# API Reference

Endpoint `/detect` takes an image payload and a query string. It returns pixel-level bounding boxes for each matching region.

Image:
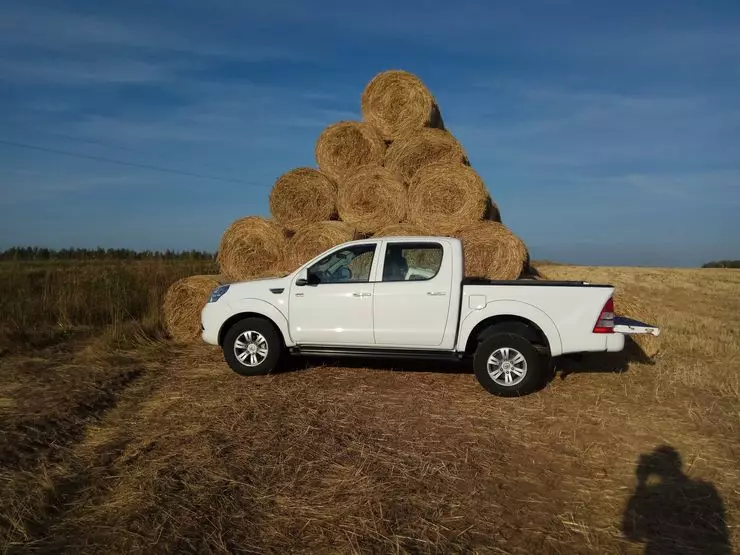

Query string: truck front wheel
[223,317,282,376]
[473,333,543,396]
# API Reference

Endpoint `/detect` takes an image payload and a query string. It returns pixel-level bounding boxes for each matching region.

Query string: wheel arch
[218,312,285,347]
[464,315,551,354]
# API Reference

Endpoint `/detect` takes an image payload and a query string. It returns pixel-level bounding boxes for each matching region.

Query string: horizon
[2,244,738,269]
[1,1,739,267]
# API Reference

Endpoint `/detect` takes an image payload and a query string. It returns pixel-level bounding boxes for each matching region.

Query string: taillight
[593,297,615,334]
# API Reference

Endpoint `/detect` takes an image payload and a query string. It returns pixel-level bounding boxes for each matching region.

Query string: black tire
[473,333,544,397]
[222,317,282,376]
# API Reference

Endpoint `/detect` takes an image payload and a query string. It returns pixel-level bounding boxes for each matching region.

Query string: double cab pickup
[201,236,659,396]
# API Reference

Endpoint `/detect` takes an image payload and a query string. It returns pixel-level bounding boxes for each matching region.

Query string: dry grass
[269,168,337,230]
[0,259,216,354]
[315,121,386,182]
[217,216,287,281]
[360,70,442,141]
[384,128,467,184]
[337,164,407,234]
[613,293,662,358]
[162,274,222,343]
[1,262,738,554]
[407,162,489,234]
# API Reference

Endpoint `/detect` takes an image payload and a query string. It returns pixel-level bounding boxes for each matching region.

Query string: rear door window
[382,243,443,282]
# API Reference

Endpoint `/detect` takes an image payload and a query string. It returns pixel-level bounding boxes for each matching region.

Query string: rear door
[372,240,453,347]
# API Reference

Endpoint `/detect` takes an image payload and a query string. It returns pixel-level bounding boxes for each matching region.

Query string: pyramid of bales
[164,69,532,340]
[216,70,525,284]
[164,69,657,358]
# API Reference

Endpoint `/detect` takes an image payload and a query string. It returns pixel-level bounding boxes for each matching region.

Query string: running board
[289,346,464,361]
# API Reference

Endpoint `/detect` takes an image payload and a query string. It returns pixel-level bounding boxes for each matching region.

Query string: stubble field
[0,260,738,554]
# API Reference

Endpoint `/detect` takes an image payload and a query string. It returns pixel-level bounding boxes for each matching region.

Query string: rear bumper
[605,333,625,352]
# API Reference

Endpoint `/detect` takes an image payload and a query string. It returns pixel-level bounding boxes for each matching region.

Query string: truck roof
[340,236,460,245]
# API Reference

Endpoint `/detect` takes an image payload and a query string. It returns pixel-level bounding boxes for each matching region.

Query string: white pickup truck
[201,236,659,396]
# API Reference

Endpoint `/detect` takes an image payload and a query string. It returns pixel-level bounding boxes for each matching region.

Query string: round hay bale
[286,221,357,270]
[315,121,386,182]
[337,164,406,234]
[614,293,662,359]
[163,275,223,343]
[269,168,337,230]
[455,221,528,280]
[385,128,467,184]
[361,70,442,141]
[217,217,286,281]
[407,162,489,234]
[373,222,431,237]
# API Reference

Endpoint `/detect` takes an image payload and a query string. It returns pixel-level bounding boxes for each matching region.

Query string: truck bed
[462,277,611,288]
[458,279,617,355]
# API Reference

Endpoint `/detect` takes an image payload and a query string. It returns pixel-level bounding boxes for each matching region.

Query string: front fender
[456,300,563,356]
[222,297,293,347]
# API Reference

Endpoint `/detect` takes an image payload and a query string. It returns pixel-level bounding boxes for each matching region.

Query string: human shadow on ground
[622,445,731,555]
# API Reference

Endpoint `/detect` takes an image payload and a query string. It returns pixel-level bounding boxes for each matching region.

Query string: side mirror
[295,270,318,286]
[295,269,309,287]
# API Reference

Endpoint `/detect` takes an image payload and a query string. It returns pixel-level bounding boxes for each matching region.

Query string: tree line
[702,260,740,268]
[0,246,215,261]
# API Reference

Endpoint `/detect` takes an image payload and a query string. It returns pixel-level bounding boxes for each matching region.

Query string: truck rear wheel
[223,317,282,376]
[473,333,543,396]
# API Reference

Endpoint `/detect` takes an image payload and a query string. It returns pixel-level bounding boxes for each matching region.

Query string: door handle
[427,291,447,296]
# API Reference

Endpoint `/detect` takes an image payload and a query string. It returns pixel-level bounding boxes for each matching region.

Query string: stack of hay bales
[163,69,533,342]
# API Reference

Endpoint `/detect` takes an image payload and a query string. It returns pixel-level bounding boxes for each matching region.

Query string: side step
[289,346,464,361]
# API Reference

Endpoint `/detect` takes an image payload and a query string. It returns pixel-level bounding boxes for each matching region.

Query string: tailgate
[614,316,660,336]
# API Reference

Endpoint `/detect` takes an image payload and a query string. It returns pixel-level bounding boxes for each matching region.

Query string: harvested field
[1,261,738,554]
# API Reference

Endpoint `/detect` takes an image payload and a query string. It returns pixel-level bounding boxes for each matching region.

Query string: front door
[373,241,453,347]
[289,243,377,346]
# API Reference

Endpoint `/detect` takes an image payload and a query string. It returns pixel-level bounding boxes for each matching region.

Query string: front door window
[307,244,376,284]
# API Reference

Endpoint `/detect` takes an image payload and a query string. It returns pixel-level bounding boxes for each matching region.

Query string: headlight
[208,284,230,303]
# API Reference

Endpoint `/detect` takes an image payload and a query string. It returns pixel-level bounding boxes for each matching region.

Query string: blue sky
[1,0,738,266]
